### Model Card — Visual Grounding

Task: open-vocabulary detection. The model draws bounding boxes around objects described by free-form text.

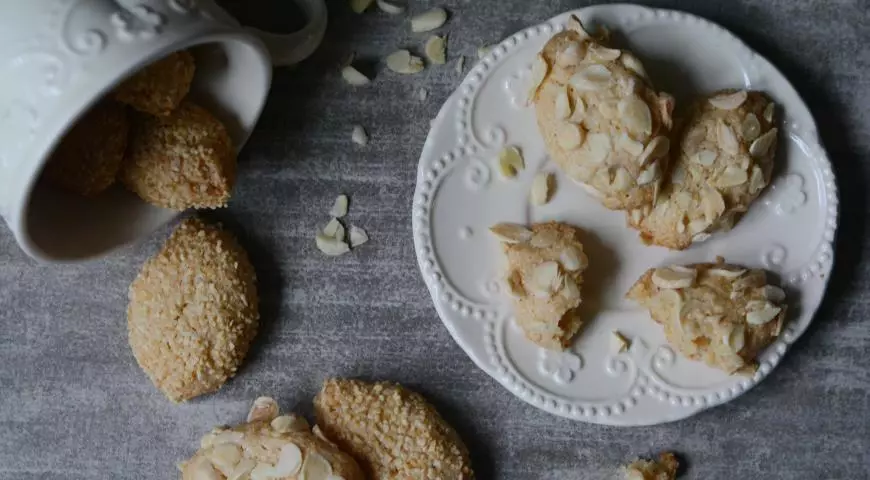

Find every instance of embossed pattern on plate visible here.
[412,5,838,425]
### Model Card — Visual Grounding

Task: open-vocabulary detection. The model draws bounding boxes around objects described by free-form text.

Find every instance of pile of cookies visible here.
[492,15,788,376]
[43,50,238,211]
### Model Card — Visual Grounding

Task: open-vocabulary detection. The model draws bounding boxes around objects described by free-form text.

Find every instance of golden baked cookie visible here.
[127,218,258,402]
[314,379,474,480]
[490,221,589,350]
[181,396,363,480]
[627,260,787,374]
[623,452,679,480]
[628,90,778,249]
[42,100,128,197]
[121,101,236,210]
[114,50,196,116]
[533,15,675,210]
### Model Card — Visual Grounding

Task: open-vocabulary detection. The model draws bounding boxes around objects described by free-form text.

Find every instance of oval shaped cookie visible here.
[534,15,675,210]
[114,50,196,116]
[628,90,778,249]
[627,261,787,374]
[127,218,258,402]
[181,397,363,480]
[314,379,474,480]
[121,100,236,210]
[490,221,589,351]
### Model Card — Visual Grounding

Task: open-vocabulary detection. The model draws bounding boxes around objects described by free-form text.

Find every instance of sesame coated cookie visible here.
[114,50,196,116]
[490,221,589,351]
[121,100,236,210]
[42,100,128,197]
[127,217,258,402]
[181,397,363,480]
[533,15,675,210]
[314,379,474,480]
[627,260,787,374]
[623,452,679,480]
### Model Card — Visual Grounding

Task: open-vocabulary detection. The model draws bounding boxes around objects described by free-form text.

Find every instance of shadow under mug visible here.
[0,0,326,263]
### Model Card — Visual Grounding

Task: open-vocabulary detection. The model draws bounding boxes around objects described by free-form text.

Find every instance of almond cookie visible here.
[623,452,679,480]
[181,396,364,480]
[121,100,236,210]
[490,221,589,350]
[314,379,474,480]
[128,218,258,402]
[627,261,787,374]
[42,100,128,197]
[114,50,195,116]
[628,90,778,249]
[533,15,675,210]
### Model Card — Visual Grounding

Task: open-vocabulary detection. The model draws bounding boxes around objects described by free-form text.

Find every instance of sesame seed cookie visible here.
[623,452,679,480]
[533,15,675,210]
[42,100,128,197]
[627,260,787,374]
[181,396,363,480]
[114,50,196,116]
[127,217,258,402]
[121,100,236,210]
[628,90,778,249]
[314,379,474,480]
[490,222,589,351]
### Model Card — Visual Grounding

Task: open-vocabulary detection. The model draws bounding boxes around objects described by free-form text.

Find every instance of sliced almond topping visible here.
[636,160,660,186]
[189,457,222,480]
[618,95,652,136]
[724,324,746,352]
[701,186,726,223]
[637,136,669,166]
[695,149,718,166]
[611,331,630,352]
[531,261,561,298]
[424,35,446,64]
[708,267,746,279]
[559,246,586,271]
[682,126,707,153]
[228,458,257,480]
[749,165,766,193]
[587,44,621,62]
[250,462,277,480]
[556,44,584,67]
[349,225,368,247]
[611,166,633,191]
[561,279,580,302]
[301,451,335,480]
[760,285,786,303]
[717,121,739,154]
[498,145,525,178]
[568,95,587,124]
[341,65,371,86]
[273,443,303,477]
[386,50,424,74]
[629,208,644,225]
[530,229,560,248]
[247,397,279,422]
[656,289,682,326]
[709,90,747,110]
[315,234,351,256]
[566,15,591,38]
[688,219,709,235]
[763,102,775,123]
[746,304,782,326]
[670,164,687,185]
[349,0,374,14]
[207,444,242,476]
[557,122,585,150]
[554,87,572,119]
[569,64,612,91]
[584,133,611,163]
[527,54,549,103]
[202,430,245,449]
[619,52,648,79]
[376,0,405,14]
[596,99,619,119]
[489,223,532,243]
[749,128,778,158]
[616,132,644,156]
[692,232,711,243]
[716,165,748,188]
[530,172,553,205]
[652,266,697,289]
[410,7,447,32]
[733,273,766,291]
[741,113,761,141]
[271,414,308,433]
[351,125,369,146]
[323,218,345,241]
[506,270,525,298]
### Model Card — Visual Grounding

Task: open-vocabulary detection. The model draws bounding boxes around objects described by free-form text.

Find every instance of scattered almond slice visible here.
[323,218,345,241]
[330,195,349,218]
[477,44,495,59]
[709,90,748,110]
[386,50,424,74]
[652,266,696,289]
[417,87,429,101]
[376,0,405,14]
[349,0,373,13]
[454,56,465,74]
[247,397,279,422]
[315,234,350,256]
[351,125,368,146]
[498,146,525,178]
[424,35,446,64]
[341,65,371,86]
[750,128,777,157]
[489,223,532,243]
[349,225,369,247]
[411,7,447,32]
[530,172,553,205]
[611,331,630,353]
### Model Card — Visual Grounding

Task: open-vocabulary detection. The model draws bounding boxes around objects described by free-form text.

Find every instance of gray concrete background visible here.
[1,0,869,478]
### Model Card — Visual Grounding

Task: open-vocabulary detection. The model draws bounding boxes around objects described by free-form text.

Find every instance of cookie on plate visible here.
[490,221,589,350]
[623,452,679,480]
[627,260,787,374]
[533,15,675,210]
[42,100,128,197]
[628,90,778,249]
[181,396,364,480]
[121,100,236,210]
[314,379,474,480]
[128,217,258,402]
[114,50,196,116]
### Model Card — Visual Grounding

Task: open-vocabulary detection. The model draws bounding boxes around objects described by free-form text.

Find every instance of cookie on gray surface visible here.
[114,50,196,117]
[623,452,679,480]
[127,217,258,402]
[627,260,787,374]
[181,396,364,480]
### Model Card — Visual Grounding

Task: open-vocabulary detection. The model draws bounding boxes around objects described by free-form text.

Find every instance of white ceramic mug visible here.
[0,0,327,262]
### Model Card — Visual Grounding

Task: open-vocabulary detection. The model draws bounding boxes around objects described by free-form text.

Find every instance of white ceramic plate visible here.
[412,4,838,426]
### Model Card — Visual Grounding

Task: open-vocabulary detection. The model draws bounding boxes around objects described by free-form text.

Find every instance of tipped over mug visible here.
[0,0,326,262]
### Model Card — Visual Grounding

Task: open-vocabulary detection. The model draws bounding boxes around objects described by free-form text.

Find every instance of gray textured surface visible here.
[1,0,869,478]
